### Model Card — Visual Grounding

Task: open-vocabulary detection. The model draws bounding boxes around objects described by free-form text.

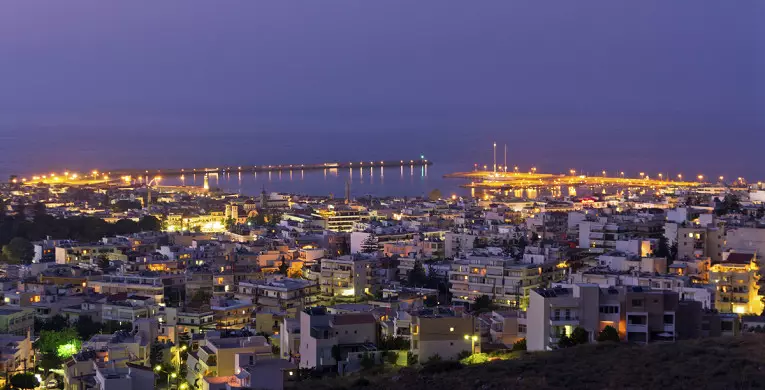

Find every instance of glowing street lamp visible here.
[464,334,479,355]
[697,175,704,181]
[677,174,683,180]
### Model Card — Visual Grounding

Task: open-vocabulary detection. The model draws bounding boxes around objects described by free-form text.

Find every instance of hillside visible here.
[293,336,765,390]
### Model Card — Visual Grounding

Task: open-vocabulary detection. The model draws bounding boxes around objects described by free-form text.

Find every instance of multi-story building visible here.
[54,244,126,265]
[298,307,377,370]
[101,299,151,324]
[709,252,762,314]
[487,310,526,347]
[313,207,370,232]
[87,274,185,304]
[449,255,567,309]
[527,284,695,351]
[677,226,725,263]
[410,307,475,363]
[186,334,272,387]
[0,308,34,336]
[578,219,631,253]
[93,363,154,390]
[237,278,319,316]
[210,297,256,329]
[0,333,33,385]
[157,306,216,342]
[279,318,301,361]
[319,255,375,297]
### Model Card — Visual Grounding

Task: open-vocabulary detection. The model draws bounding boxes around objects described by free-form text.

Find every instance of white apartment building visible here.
[578,219,631,253]
[319,255,374,297]
[298,307,377,370]
[527,285,684,351]
[237,278,319,315]
[449,255,567,310]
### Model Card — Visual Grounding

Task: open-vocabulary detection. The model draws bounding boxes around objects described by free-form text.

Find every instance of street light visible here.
[464,334,478,355]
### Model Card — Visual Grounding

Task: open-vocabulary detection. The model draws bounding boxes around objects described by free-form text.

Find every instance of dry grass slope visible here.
[292,336,765,390]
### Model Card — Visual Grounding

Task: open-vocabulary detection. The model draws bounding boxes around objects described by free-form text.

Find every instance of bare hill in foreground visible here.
[293,336,765,390]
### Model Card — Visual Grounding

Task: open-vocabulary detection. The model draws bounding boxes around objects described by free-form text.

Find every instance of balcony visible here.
[550,315,579,325]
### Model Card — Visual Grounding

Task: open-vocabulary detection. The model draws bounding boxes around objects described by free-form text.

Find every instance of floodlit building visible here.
[410,307,475,363]
[709,252,762,314]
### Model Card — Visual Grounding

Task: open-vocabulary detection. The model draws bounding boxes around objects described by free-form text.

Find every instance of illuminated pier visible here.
[445,170,705,189]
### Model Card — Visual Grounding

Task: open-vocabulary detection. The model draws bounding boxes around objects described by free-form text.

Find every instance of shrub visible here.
[597,325,620,342]
[512,338,527,351]
[456,350,472,360]
[407,352,418,366]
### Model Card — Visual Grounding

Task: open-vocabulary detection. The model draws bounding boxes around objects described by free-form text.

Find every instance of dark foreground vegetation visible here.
[293,336,765,390]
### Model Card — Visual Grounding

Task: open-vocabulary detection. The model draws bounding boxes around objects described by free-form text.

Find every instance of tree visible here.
[39,352,62,374]
[331,345,342,363]
[669,242,678,261]
[654,236,670,258]
[472,295,495,313]
[428,189,442,201]
[138,215,161,231]
[277,258,289,275]
[37,328,81,358]
[75,316,102,340]
[114,219,140,234]
[190,290,211,306]
[2,237,34,264]
[530,232,540,245]
[39,314,68,332]
[97,256,111,270]
[10,372,39,389]
[570,326,589,345]
[407,352,418,366]
[557,335,576,348]
[511,338,527,351]
[596,325,620,342]
[407,260,428,286]
[150,341,166,368]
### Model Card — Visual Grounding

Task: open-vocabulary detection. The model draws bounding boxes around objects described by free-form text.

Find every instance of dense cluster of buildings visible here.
[0,177,763,389]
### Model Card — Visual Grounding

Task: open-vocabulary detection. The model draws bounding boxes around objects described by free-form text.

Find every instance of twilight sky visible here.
[1,0,763,180]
